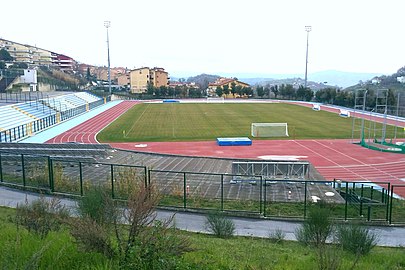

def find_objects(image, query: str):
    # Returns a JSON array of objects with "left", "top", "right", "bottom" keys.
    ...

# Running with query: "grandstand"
[{"left": 0, "top": 92, "right": 104, "bottom": 142}]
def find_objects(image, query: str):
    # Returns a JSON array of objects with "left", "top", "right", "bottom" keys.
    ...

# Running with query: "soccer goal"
[
  {"left": 206, "top": 97, "right": 225, "bottom": 103},
  {"left": 251, "top": 123, "right": 289, "bottom": 137}
]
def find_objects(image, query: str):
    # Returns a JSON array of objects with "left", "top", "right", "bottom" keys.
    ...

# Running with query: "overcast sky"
[{"left": 1, "top": 0, "right": 404, "bottom": 78}]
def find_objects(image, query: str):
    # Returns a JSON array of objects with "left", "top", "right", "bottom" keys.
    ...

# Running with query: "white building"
[{"left": 396, "top": 76, "right": 405, "bottom": 84}]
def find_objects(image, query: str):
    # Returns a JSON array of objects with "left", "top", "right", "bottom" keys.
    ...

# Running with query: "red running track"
[
  {"left": 46, "top": 101, "right": 138, "bottom": 144},
  {"left": 46, "top": 100, "right": 405, "bottom": 196},
  {"left": 111, "top": 139, "right": 405, "bottom": 196}
]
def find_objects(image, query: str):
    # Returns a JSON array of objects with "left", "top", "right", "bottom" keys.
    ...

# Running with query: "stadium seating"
[
  {"left": 0, "top": 105, "right": 36, "bottom": 130},
  {"left": 0, "top": 92, "right": 103, "bottom": 142}
]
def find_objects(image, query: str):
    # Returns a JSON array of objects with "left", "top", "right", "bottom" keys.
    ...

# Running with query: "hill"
[
  {"left": 346, "top": 66, "right": 405, "bottom": 92},
  {"left": 239, "top": 70, "right": 382, "bottom": 89},
  {"left": 186, "top": 73, "right": 220, "bottom": 89}
]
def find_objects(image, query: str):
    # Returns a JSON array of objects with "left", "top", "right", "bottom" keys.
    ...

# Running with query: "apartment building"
[
  {"left": 207, "top": 77, "right": 250, "bottom": 97},
  {"left": 0, "top": 38, "right": 76, "bottom": 71},
  {"left": 130, "top": 67, "right": 169, "bottom": 94}
]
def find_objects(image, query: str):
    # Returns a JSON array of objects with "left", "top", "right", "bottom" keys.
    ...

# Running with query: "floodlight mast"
[
  {"left": 104, "top": 20, "right": 112, "bottom": 95},
  {"left": 304, "top": 25, "right": 312, "bottom": 89}
]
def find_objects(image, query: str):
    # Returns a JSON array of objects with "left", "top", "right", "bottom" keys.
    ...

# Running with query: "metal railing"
[{"left": 0, "top": 150, "right": 402, "bottom": 224}]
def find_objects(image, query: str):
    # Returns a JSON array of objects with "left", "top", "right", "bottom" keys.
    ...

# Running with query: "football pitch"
[{"left": 97, "top": 103, "right": 403, "bottom": 142}]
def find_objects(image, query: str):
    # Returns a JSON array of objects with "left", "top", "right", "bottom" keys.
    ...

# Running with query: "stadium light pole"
[
  {"left": 304, "top": 25, "right": 312, "bottom": 89},
  {"left": 104, "top": 20, "right": 112, "bottom": 95}
]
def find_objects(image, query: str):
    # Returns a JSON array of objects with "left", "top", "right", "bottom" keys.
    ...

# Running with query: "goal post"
[
  {"left": 206, "top": 97, "right": 225, "bottom": 103},
  {"left": 251, "top": 123, "right": 289, "bottom": 137}
]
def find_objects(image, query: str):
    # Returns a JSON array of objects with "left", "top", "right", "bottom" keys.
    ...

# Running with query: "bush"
[
  {"left": 268, "top": 228, "right": 285, "bottom": 244},
  {"left": 122, "top": 219, "right": 192, "bottom": 270},
  {"left": 70, "top": 181, "right": 192, "bottom": 269},
  {"left": 15, "top": 196, "right": 69, "bottom": 239},
  {"left": 77, "top": 185, "right": 118, "bottom": 225},
  {"left": 295, "top": 205, "right": 334, "bottom": 247},
  {"left": 205, "top": 211, "right": 235, "bottom": 238},
  {"left": 69, "top": 217, "right": 115, "bottom": 258},
  {"left": 336, "top": 224, "right": 378, "bottom": 256}
]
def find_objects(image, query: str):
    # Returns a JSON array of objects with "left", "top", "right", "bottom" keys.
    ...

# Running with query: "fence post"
[
  {"left": 48, "top": 157, "right": 54, "bottom": 192},
  {"left": 304, "top": 181, "right": 308, "bottom": 218},
  {"left": 259, "top": 176, "right": 263, "bottom": 215},
  {"left": 221, "top": 174, "right": 224, "bottom": 211},
  {"left": 21, "top": 154, "right": 26, "bottom": 187},
  {"left": 263, "top": 180, "right": 267, "bottom": 217},
  {"left": 345, "top": 182, "right": 349, "bottom": 221},
  {"left": 144, "top": 166, "right": 148, "bottom": 188},
  {"left": 183, "top": 172, "right": 187, "bottom": 209},
  {"left": 386, "top": 183, "right": 391, "bottom": 222},
  {"left": 110, "top": 164, "right": 115, "bottom": 199},
  {"left": 0, "top": 153, "right": 3, "bottom": 182},
  {"left": 360, "top": 184, "right": 364, "bottom": 216},
  {"left": 389, "top": 185, "right": 394, "bottom": 224},
  {"left": 79, "top": 162, "right": 83, "bottom": 196}
]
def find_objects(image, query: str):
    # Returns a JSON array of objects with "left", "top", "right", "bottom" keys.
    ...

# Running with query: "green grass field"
[{"left": 97, "top": 103, "right": 404, "bottom": 142}]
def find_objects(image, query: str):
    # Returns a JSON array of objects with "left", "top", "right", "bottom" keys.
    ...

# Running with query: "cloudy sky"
[{"left": 1, "top": 0, "right": 404, "bottom": 78}]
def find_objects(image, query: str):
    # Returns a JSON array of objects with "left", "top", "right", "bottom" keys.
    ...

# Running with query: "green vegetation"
[
  {"left": 98, "top": 103, "right": 404, "bottom": 142},
  {"left": 1, "top": 205, "right": 405, "bottom": 269}
]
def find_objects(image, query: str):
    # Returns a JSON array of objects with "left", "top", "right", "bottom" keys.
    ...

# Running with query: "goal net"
[
  {"left": 251, "top": 123, "right": 289, "bottom": 137},
  {"left": 206, "top": 97, "right": 225, "bottom": 103}
]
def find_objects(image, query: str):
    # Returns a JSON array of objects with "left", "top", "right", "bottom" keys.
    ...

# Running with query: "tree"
[
  {"left": 243, "top": 87, "right": 253, "bottom": 97},
  {"left": 0, "top": 61, "right": 5, "bottom": 69},
  {"left": 147, "top": 82, "right": 155, "bottom": 96},
  {"left": 296, "top": 85, "right": 307, "bottom": 100},
  {"left": 10, "top": 62, "right": 28, "bottom": 69},
  {"left": 86, "top": 67, "right": 91, "bottom": 81},
  {"left": 159, "top": 85, "right": 168, "bottom": 96},
  {"left": 0, "top": 49, "right": 13, "bottom": 61},
  {"left": 387, "top": 89, "right": 397, "bottom": 107},
  {"left": 222, "top": 84, "right": 230, "bottom": 95},
  {"left": 270, "top": 85, "right": 279, "bottom": 99},
  {"left": 230, "top": 82, "right": 237, "bottom": 96},
  {"left": 235, "top": 85, "right": 243, "bottom": 97},
  {"left": 256, "top": 86, "right": 265, "bottom": 98},
  {"left": 215, "top": 86, "right": 223, "bottom": 97}
]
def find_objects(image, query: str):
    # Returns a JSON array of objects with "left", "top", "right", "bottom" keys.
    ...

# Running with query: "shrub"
[
  {"left": 295, "top": 205, "right": 334, "bottom": 247},
  {"left": 69, "top": 217, "right": 115, "bottom": 258},
  {"left": 268, "top": 228, "right": 285, "bottom": 244},
  {"left": 15, "top": 196, "right": 69, "bottom": 239},
  {"left": 336, "top": 224, "right": 378, "bottom": 255},
  {"left": 70, "top": 181, "right": 192, "bottom": 269},
  {"left": 205, "top": 211, "right": 235, "bottom": 238},
  {"left": 76, "top": 185, "right": 118, "bottom": 225},
  {"left": 122, "top": 219, "right": 192, "bottom": 270},
  {"left": 295, "top": 204, "right": 339, "bottom": 270}
]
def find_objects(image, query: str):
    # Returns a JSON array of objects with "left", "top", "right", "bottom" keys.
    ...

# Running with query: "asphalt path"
[{"left": 1, "top": 185, "right": 405, "bottom": 247}]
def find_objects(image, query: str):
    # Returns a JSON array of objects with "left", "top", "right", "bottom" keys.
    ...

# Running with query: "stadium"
[{"left": 1, "top": 92, "right": 405, "bottom": 224}]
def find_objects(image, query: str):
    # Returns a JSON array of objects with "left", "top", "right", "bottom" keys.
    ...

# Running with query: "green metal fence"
[{"left": 0, "top": 151, "right": 403, "bottom": 224}]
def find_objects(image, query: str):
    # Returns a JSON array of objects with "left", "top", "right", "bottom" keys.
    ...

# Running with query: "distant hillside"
[
  {"left": 238, "top": 70, "right": 382, "bottom": 88},
  {"left": 346, "top": 66, "right": 405, "bottom": 92},
  {"left": 186, "top": 73, "right": 220, "bottom": 89},
  {"left": 251, "top": 77, "right": 330, "bottom": 91}
]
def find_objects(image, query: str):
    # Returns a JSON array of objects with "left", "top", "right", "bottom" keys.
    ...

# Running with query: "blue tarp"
[
  {"left": 163, "top": 99, "right": 180, "bottom": 103},
  {"left": 216, "top": 137, "right": 252, "bottom": 146}
]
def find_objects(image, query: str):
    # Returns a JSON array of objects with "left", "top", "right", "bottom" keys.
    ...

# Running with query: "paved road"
[{"left": 1, "top": 185, "right": 405, "bottom": 247}]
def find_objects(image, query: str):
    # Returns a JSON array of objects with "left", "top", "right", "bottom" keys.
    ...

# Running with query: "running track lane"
[
  {"left": 111, "top": 139, "right": 405, "bottom": 197},
  {"left": 46, "top": 101, "right": 139, "bottom": 144}
]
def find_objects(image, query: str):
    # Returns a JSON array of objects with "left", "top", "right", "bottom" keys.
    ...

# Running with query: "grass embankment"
[
  {"left": 97, "top": 103, "right": 404, "bottom": 142},
  {"left": 1, "top": 206, "right": 404, "bottom": 269}
]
